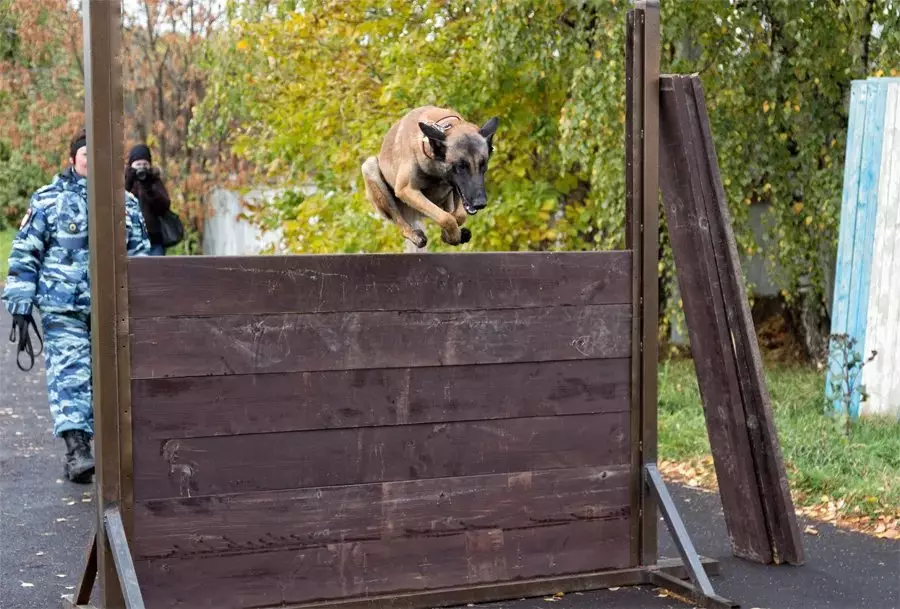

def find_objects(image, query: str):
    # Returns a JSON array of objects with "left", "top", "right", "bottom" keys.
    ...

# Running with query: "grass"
[
  {"left": 658, "top": 357, "right": 900, "bottom": 520},
  {"left": 0, "top": 228, "right": 13, "bottom": 280}
]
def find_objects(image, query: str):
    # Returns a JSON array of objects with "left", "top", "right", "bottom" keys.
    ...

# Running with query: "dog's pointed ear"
[
  {"left": 418, "top": 121, "right": 447, "bottom": 161},
  {"left": 479, "top": 117, "right": 499, "bottom": 155}
]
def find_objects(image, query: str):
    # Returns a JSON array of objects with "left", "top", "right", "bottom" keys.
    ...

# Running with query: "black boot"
[{"left": 61, "top": 430, "right": 95, "bottom": 484}]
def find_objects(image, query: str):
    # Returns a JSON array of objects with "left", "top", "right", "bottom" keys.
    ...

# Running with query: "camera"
[{"left": 135, "top": 167, "right": 148, "bottom": 181}]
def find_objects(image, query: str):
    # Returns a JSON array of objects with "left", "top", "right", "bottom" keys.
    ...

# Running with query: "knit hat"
[
  {"left": 69, "top": 128, "right": 87, "bottom": 160},
  {"left": 128, "top": 143, "right": 152, "bottom": 165}
]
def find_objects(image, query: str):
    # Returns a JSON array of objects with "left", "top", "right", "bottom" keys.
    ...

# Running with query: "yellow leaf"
[
  {"left": 794, "top": 104, "right": 800, "bottom": 112},
  {"left": 805, "top": 216, "right": 813, "bottom": 226},
  {"left": 763, "top": 183, "right": 772, "bottom": 193},
  {"left": 762, "top": 101, "right": 770, "bottom": 113},
  {"left": 236, "top": 39, "right": 249, "bottom": 51},
  {"left": 875, "top": 69, "right": 884, "bottom": 78},
  {"left": 792, "top": 202, "right": 804, "bottom": 214},
  {"left": 594, "top": 50, "right": 602, "bottom": 60}
]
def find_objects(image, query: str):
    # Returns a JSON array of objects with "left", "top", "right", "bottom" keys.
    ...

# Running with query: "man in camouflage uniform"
[{"left": 3, "top": 128, "right": 150, "bottom": 483}]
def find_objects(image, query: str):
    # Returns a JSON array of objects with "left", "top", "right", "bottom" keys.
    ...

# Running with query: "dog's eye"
[{"left": 454, "top": 163, "right": 466, "bottom": 174}]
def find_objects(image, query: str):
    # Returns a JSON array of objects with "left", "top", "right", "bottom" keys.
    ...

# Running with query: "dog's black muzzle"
[{"left": 463, "top": 199, "right": 486, "bottom": 215}]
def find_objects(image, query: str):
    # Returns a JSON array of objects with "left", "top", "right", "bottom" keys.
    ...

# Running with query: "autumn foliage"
[{"left": 0, "top": 0, "right": 235, "bottom": 252}]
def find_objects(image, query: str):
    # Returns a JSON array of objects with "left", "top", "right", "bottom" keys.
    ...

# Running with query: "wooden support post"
[
  {"left": 626, "top": 0, "right": 661, "bottom": 567},
  {"left": 83, "top": 0, "right": 135, "bottom": 606}
]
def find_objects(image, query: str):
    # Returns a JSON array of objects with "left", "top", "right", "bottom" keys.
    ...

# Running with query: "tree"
[
  {"left": 195, "top": 0, "right": 899, "bottom": 358},
  {"left": 0, "top": 0, "right": 234, "bottom": 251},
  {"left": 0, "top": 0, "right": 84, "bottom": 229},
  {"left": 122, "top": 0, "right": 226, "bottom": 252}
]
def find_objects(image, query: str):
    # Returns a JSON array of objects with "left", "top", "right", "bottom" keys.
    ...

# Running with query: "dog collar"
[{"left": 421, "top": 115, "right": 461, "bottom": 160}]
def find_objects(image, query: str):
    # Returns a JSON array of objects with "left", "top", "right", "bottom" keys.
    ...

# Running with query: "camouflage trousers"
[{"left": 41, "top": 312, "right": 93, "bottom": 437}]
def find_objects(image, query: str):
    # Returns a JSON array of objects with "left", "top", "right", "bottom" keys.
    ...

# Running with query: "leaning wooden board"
[
  {"left": 127, "top": 251, "right": 637, "bottom": 608},
  {"left": 659, "top": 74, "right": 804, "bottom": 565}
]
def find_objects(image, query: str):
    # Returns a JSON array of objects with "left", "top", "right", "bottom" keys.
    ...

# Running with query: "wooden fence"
[{"left": 828, "top": 77, "right": 900, "bottom": 419}]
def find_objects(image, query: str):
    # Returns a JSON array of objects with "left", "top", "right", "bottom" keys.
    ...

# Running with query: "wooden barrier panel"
[
  {"left": 659, "top": 74, "right": 804, "bottom": 565},
  {"left": 127, "top": 252, "right": 635, "bottom": 608}
]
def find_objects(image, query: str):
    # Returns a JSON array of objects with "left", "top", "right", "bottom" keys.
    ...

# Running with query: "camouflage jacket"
[{"left": 2, "top": 168, "right": 150, "bottom": 316}]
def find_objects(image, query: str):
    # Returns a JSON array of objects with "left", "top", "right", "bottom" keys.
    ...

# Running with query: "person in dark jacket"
[{"left": 125, "top": 144, "right": 171, "bottom": 256}]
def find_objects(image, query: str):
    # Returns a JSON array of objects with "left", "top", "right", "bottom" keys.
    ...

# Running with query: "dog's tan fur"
[{"left": 361, "top": 106, "right": 497, "bottom": 250}]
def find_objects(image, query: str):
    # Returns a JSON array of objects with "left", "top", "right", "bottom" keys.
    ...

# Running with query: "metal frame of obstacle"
[{"left": 65, "top": 1, "right": 736, "bottom": 608}]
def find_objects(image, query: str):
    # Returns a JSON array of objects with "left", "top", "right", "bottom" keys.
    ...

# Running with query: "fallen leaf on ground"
[
  {"left": 56, "top": 574, "right": 66, "bottom": 579},
  {"left": 20, "top": 582, "right": 34, "bottom": 588},
  {"left": 35, "top": 552, "right": 44, "bottom": 556},
  {"left": 609, "top": 587, "right": 621, "bottom": 591},
  {"left": 804, "top": 526, "right": 819, "bottom": 536}
]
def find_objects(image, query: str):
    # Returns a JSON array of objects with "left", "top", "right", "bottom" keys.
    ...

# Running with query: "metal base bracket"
[
  {"left": 63, "top": 504, "right": 146, "bottom": 609},
  {"left": 645, "top": 463, "right": 739, "bottom": 608}
]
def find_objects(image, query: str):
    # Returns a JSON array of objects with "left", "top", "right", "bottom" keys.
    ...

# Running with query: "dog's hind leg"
[{"left": 361, "top": 157, "right": 428, "bottom": 249}]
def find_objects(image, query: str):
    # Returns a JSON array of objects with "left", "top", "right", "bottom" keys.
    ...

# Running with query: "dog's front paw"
[
  {"left": 459, "top": 228, "right": 472, "bottom": 244},
  {"left": 411, "top": 230, "right": 428, "bottom": 249}
]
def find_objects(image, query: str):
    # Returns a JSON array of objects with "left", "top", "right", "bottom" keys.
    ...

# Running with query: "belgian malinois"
[{"left": 361, "top": 106, "right": 499, "bottom": 250}]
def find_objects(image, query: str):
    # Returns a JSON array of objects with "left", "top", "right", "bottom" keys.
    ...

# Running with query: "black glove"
[
  {"left": 125, "top": 167, "right": 137, "bottom": 191},
  {"left": 9, "top": 313, "right": 43, "bottom": 372}
]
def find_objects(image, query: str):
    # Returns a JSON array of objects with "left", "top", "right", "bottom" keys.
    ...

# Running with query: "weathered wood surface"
[
  {"left": 659, "top": 74, "right": 770, "bottom": 563},
  {"left": 627, "top": 0, "right": 661, "bottom": 566},
  {"left": 689, "top": 77, "right": 804, "bottom": 564},
  {"left": 127, "top": 251, "right": 632, "bottom": 318},
  {"left": 132, "top": 359, "right": 631, "bottom": 440},
  {"left": 135, "top": 519, "right": 631, "bottom": 609},
  {"left": 133, "top": 412, "right": 630, "bottom": 500},
  {"left": 132, "top": 465, "right": 630, "bottom": 559},
  {"left": 860, "top": 81, "right": 900, "bottom": 418},
  {"left": 659, "top": 74, "right": 803, "bottom": 565},
  {"left": 130, "top": 304, "right": 632, "bottom": 379},
  {"left": 828, "top": 82, "right": 869, "bottom": 414}
]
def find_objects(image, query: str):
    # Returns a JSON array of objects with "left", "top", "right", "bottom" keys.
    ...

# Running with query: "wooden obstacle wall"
[
  {"left": 125, "top": 252, "right": 640, "bottom": 608},
  {"left": 829, "top": 77, "right": 900, "bottom": 419}
]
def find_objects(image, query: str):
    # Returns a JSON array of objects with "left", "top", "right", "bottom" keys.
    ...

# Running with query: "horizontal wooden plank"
[
  {"left": 71, "top": 559, "right": 722, "bottom": 609},
  {"left": 127, "top": 251, "right": 632, "bottom": 318},
  {"left": 135, "top": 519, "right": 631, "bottom": 609},
  {"left": 130, "top": 305, "right": 632, "bottom": 379},
  {"left": 132, "top": 465, "right": 631, "bottom": 560},
  {"left": 133, "top": 412, "right": 630, "bottom": 500},
  {"left": 131, "top": 359, "right": 631, "bottom": 440}
]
